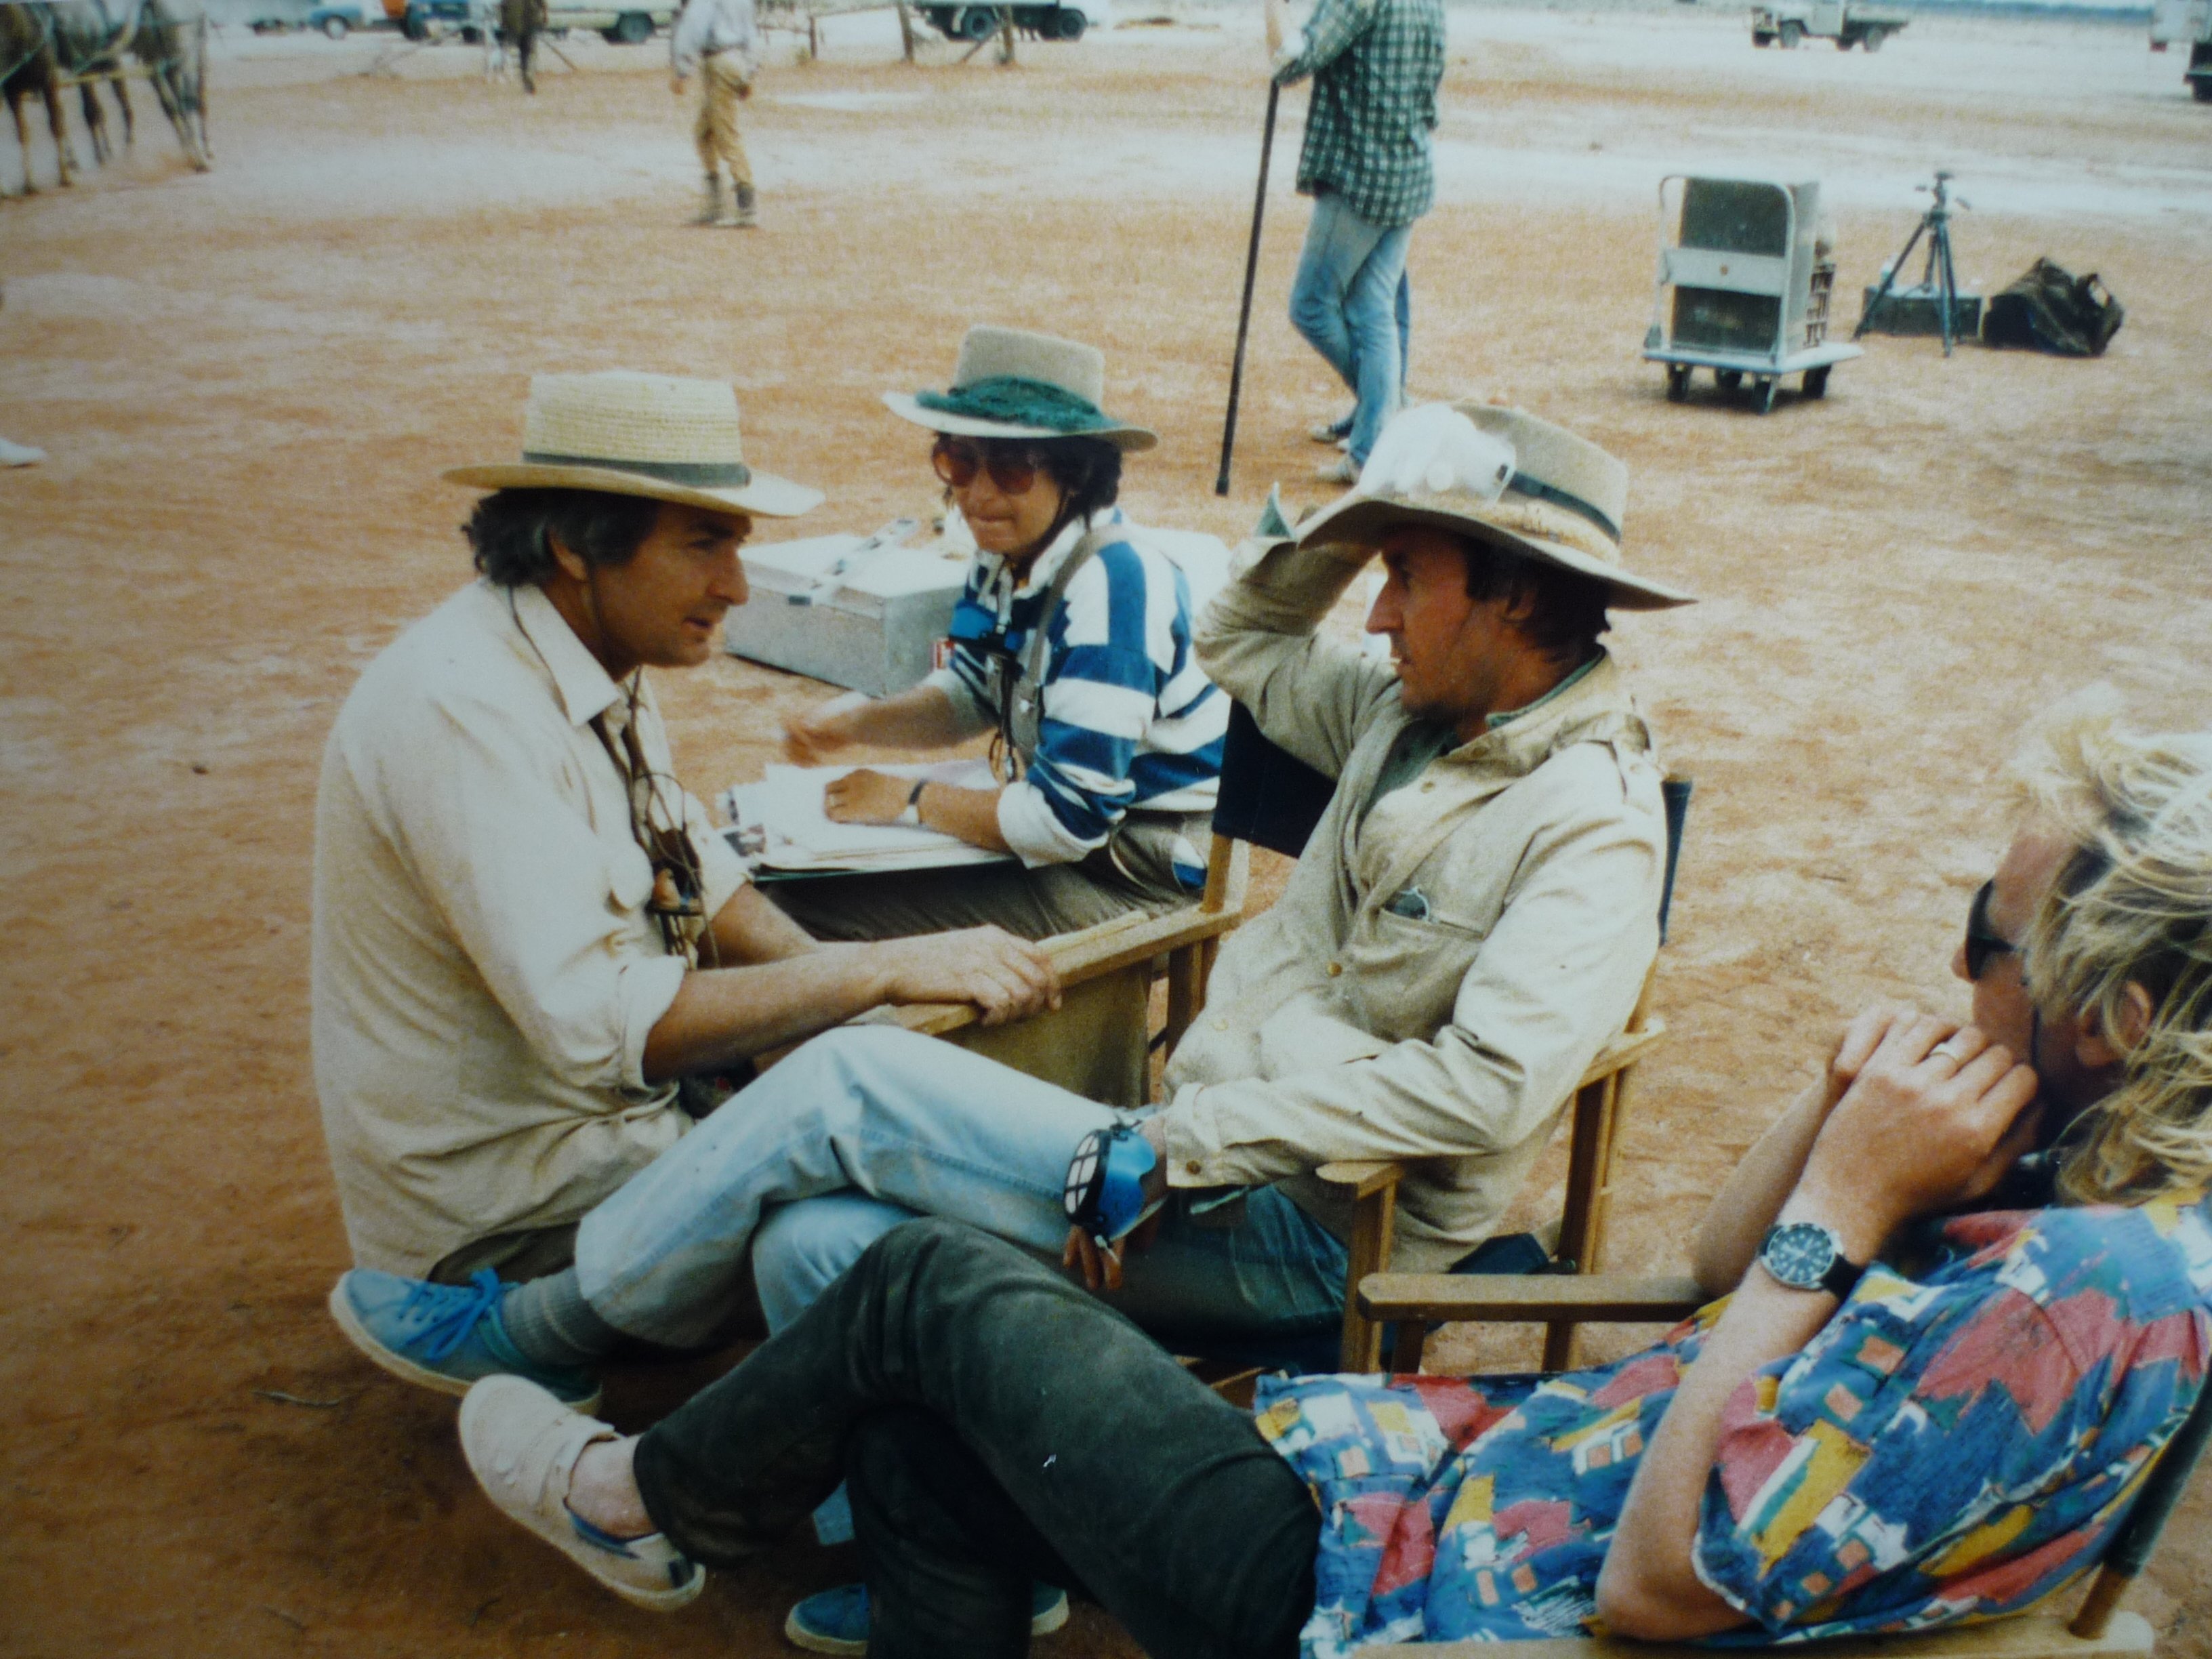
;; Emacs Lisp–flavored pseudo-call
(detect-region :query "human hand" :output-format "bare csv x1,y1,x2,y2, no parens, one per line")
877,926,1060,1025
736,76,752,98
1822,1004,1909,1113
670,73,687,94
783,694,866,764
1797,1012,2041,1257
822,767,914,826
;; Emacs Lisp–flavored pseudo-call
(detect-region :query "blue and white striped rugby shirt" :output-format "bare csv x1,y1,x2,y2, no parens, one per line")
921,508,1227,883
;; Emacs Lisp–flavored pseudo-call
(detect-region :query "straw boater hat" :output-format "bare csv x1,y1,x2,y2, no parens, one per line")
1298,403,1693,611
882,325,1158,453
445,371,822,519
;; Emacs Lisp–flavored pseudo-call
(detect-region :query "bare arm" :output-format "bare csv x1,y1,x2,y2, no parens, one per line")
819,770,1014,855
642,909,1061,1080
1264,0,1289,58
785,684,970,764
1597,1013,2041,1639
697,880,821,968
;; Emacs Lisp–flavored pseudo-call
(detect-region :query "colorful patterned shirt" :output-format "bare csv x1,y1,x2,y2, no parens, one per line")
921,509,1227,878
1254,1194,2212,1656
1273,0,1447,229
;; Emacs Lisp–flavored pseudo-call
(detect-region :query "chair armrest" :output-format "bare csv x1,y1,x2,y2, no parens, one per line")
1357,1273,1708,1326
1314,1160,1408,1200
878,901,1248,1038
1578,1015,1666,1089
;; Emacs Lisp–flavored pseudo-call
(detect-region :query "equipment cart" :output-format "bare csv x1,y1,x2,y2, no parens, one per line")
1641,174,1861,413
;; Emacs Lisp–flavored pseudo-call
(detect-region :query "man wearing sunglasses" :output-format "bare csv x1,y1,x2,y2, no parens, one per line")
447,693,2212,1658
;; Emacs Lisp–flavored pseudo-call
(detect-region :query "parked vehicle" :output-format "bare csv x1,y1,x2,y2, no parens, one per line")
306,0,377,35
2150,0,2212,100
1750,0,1906,50
917,0,1107,42
549,0,677,42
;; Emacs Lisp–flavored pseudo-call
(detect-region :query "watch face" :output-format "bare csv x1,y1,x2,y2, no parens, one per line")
1761,1222,1839,1290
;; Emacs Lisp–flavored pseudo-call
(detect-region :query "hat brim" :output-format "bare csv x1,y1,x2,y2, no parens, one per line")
880,392,1158,453
442,461,823,520
1296,494,1695,612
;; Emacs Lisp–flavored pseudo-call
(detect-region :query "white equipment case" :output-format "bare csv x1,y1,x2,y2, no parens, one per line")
724,520,970,697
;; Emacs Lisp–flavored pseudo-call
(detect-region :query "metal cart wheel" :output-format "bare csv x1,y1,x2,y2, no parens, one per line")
1803,365,1831,399
1756,377,1780,414
1665,365,1690,403
1715,369,1743,393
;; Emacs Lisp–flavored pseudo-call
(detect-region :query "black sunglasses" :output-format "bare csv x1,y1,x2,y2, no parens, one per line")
933,436,1040,496
1964,879,2018,981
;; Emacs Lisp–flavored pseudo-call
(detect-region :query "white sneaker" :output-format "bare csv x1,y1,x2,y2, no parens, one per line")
459,1375,705,1612
1307,413,1353,445
1314,453,1360,486
0,437,45,466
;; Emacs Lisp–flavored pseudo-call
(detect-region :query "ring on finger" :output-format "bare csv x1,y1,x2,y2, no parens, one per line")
1930,1037,1972,1065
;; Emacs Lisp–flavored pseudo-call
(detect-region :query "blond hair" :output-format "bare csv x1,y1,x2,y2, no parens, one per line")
2013,689,2212,1204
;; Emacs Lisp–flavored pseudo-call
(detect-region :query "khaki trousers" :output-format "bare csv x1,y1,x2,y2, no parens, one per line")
693,53,754,186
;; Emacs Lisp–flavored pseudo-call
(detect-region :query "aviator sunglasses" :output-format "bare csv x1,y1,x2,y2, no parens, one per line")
933,436,1040,495
1963,879,2019,981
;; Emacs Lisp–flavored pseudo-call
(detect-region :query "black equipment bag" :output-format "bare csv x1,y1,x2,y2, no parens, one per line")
1984,258,2124,356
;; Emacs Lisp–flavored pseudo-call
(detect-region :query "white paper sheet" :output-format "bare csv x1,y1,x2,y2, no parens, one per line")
720,759,1015,874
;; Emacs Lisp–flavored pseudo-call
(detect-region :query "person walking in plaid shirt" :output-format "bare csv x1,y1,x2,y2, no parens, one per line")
1265,0,1446,484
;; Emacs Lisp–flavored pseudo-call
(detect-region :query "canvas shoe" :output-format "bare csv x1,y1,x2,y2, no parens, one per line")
784,1580,1069,1655
0,437,45,466
459,1375,705,1612
1313,453,1361,486
1307,411,1353,445
329,1267,601,1412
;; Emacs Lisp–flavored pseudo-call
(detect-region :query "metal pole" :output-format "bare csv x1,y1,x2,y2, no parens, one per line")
1215,79,1280,497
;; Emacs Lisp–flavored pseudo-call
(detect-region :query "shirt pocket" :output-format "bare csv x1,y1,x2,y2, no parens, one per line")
1352,907,1487,1040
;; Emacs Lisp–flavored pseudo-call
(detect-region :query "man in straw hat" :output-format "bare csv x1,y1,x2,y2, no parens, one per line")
775,323,1229,947
327,401,1687,1427
314,371,1058,1412
447,693,2212,1654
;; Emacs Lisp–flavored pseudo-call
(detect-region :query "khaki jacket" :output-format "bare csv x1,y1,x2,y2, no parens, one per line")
1159,537,1666,1272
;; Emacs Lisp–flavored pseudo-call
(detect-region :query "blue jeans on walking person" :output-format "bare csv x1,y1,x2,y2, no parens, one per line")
1288,189,1414,466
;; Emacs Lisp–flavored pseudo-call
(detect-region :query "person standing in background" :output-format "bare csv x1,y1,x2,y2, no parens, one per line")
499,0,545,90
1265,0,1445,485
671,0,761,228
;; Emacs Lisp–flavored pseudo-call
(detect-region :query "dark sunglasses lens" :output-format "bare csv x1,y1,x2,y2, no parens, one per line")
933,442,979,489
986,454,1038,494
1965,880,2001,979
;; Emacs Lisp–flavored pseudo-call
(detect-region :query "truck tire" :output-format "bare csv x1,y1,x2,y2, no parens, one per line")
401,5,427,38
1861,24,1885,49
2195,77,2212,102
1778,20,1802,46
956,5,998,37
607,10,651,41
1052,5,1085,37
1753,29,1771,44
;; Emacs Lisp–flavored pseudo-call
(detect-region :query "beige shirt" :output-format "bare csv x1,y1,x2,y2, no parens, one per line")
1160,537,1667,1272
312,580,747,1276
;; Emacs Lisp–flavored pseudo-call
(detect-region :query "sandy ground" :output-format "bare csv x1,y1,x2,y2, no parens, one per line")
4,2,2212,1654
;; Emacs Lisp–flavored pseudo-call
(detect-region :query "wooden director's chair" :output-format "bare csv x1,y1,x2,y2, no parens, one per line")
867,702,1690,1377
1351,1266,2212,1659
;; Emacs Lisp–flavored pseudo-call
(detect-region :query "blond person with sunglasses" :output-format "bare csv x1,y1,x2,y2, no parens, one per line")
773,326,1229,944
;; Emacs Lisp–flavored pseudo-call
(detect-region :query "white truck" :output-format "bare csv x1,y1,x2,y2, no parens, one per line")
1750,0,1907,50
2150,0,2212,101
914,0,1108,41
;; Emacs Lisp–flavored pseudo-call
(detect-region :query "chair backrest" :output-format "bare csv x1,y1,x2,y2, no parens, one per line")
1210,701,1337,859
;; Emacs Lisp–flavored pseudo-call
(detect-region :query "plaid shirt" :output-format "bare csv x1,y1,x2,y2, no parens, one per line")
1274,0,1446,228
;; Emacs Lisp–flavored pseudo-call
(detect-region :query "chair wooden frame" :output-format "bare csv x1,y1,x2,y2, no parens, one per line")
1349,1270,2207,1659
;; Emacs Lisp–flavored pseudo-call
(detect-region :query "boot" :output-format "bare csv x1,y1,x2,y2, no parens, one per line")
694,175,724,226
731,181,758,229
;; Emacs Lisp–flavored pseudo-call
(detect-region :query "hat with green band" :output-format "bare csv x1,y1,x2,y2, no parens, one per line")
445,371,822,519
883,325,1158,453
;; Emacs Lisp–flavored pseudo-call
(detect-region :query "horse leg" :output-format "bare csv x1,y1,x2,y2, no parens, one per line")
41,77,73,185
78,81,108,165
110,71,134,149
6,87,30,194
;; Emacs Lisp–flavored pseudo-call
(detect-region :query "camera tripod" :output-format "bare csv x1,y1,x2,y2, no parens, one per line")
1855,169,1972,356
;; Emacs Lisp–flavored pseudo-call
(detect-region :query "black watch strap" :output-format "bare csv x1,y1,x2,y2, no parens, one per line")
1757,1221,1866,1299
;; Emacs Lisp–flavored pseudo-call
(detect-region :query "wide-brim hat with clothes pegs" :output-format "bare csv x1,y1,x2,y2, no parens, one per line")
1295,403,1694,611
445,371,823,520
882,325,1159,453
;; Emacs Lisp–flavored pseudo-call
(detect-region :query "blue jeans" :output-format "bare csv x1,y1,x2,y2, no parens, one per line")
574,1025,1349,1349
1288,190,1414,465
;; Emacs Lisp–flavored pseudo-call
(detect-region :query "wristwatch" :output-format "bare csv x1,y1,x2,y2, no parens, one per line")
897,778,928,827
1756,1221,1866,1298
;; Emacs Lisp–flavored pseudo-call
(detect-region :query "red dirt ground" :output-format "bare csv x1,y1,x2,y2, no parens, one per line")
3,5,2211,1654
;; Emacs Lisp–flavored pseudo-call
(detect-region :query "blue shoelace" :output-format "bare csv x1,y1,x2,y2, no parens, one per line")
400,1267,504,1362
